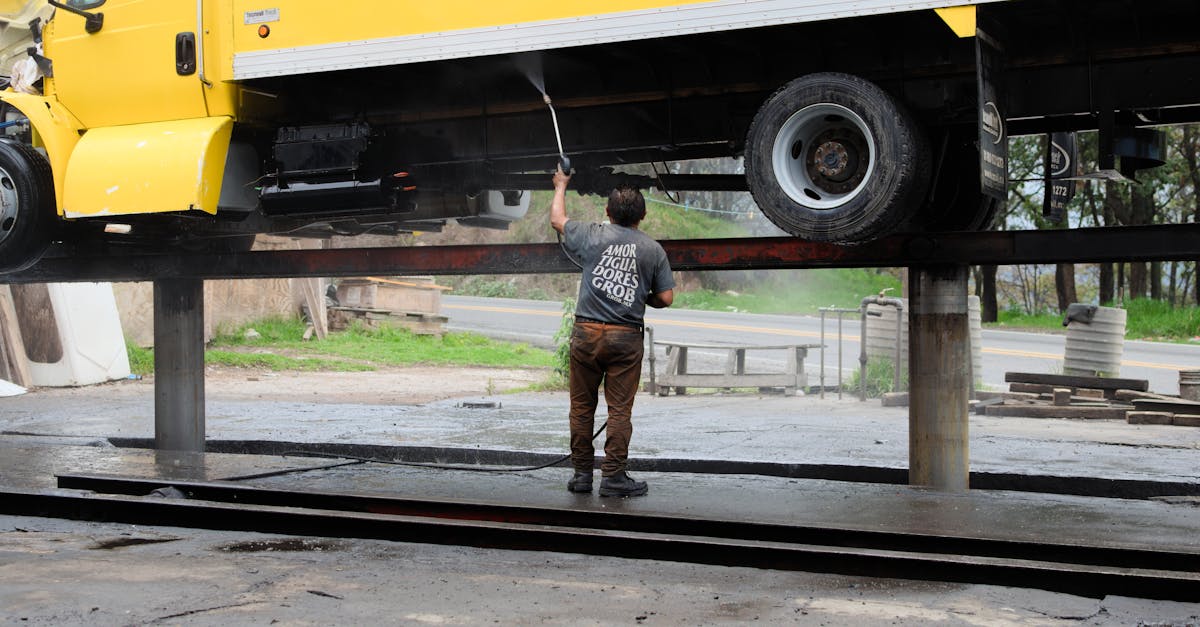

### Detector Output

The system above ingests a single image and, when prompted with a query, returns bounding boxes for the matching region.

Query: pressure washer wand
[544,94,571,173]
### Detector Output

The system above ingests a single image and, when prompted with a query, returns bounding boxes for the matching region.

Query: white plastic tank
[865,296,982,383]
[10,283,131,386]
[1062,305,1126,377]
[472,190,531,222]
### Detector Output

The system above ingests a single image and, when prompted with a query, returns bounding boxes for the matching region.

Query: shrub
[552,297,576,380]
[845,357,906,398]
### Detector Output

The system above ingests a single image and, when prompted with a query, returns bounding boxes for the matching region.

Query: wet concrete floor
[3,383,1200,624]
[6,385,1200,484]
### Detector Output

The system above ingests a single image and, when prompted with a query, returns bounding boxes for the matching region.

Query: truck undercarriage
[220,0,1200,240]
[2,0,1200,269]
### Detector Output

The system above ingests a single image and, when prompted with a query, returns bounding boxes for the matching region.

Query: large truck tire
[908,126,1001,234]
[745,72,930,244]
[0,140,55,273]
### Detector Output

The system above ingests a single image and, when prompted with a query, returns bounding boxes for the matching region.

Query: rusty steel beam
[2,224,1198,284]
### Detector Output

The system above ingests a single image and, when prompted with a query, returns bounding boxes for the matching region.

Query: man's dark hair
[606,186,646,227]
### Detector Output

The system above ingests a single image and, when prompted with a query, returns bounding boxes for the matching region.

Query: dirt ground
[208,365,552,405]
[22,365,552,407]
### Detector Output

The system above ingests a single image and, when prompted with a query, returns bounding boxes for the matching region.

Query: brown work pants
[568,321,645,476]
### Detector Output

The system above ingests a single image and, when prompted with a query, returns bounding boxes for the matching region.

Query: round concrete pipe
[908,265,970,492]
[865,302,906,362]
[859,295,903,400]
[968,295,982,388]
[865,296,982,388]
[1180,370,1200,402]
[1063,305,1126,377]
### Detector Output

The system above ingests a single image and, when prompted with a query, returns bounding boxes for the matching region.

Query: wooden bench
[648,340,822,397]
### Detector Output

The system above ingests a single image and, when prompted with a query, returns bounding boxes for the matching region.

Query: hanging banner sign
[1043,131,1078,223]
[976,26,1007,203]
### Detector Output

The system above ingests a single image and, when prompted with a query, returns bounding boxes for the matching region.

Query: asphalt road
[442,295,1200,395]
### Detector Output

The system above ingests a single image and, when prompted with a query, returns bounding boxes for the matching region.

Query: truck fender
[0,92,85,215]
[62,116,233,218]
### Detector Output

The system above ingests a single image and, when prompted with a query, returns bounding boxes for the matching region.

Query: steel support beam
[908,265,970,492]
[5,483,1199,602]
[49,473,1200,574]
[153,278,205,452]
[3,224,1199,284]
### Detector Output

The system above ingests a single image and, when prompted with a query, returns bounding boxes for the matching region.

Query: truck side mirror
[48,0,104,34]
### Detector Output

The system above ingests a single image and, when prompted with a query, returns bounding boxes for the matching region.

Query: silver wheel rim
[770,103,876,210]
[0,165,18,246]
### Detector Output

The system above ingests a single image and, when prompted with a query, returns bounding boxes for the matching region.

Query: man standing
[550,166,674,497]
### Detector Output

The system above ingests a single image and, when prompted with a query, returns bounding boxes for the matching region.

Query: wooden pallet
[329,307,447,336]
[992,372,1199,427]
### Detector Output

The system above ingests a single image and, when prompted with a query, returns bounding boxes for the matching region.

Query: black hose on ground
[222,420,608,479]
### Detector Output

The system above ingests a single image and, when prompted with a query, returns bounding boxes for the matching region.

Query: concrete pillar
[153,278,205,452]
[908,265,969,491]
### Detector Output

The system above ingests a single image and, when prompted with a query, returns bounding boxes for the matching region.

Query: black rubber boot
[599,471,648,497]
[567,471,593,493]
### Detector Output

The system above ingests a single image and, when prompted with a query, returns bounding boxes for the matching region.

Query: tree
[996,125,1200,311]
[1055,263,1078,310]
[973,259,1000,322]
[1127,180,1154,298]
[1005,135,1079,313]
[1100,179,1126,302]
[1181,126,1200,305]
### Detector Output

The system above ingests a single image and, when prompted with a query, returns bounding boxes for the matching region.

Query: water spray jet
[516,54,570,173]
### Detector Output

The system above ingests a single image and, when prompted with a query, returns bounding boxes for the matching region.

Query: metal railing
[859,295,904,401]
[820,297,904,401]
[818,307,857,399]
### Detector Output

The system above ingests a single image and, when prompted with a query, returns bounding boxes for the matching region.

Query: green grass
[673,268,903,314]
[1123,299,1200,341]
[513,190,750,243]
[125,341,154,376]
[844,357,907,398]
[212,318,555,368]
[124,339,371,376]
[126,316,556,377]
[205,350,376,372]
[640,195,748,240]
[990,309,1064,332]
[988,299,1200,342]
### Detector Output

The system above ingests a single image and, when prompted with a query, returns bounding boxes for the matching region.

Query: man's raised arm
[549,165,570,234]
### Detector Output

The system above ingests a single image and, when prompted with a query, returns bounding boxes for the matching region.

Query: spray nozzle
[543,94,552,106]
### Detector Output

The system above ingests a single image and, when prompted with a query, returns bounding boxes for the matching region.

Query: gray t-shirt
[563,221,674,326]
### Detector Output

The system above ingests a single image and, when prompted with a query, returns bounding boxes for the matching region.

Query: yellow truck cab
[0,0,1198,271]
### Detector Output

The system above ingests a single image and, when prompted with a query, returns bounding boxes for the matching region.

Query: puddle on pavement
[89,536,180,550]
[215,538,346,553]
